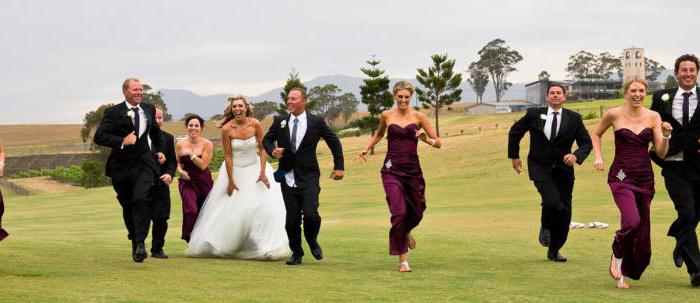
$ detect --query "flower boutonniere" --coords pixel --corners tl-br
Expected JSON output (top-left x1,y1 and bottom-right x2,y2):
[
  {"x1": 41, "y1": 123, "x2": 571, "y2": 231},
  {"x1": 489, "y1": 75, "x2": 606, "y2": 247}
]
[
  {"x1": 280, "y1": 120, "x2": 287, "y2": 129},
  {"x1": 126, "y1": 110, "x2": 135, "y2": 119},
  {"x1": 540, "y1": 114, "x2": 547, "y2": 120},
  {"x1": 661, "y1": 93, "x2": 671, "y2": 103}
]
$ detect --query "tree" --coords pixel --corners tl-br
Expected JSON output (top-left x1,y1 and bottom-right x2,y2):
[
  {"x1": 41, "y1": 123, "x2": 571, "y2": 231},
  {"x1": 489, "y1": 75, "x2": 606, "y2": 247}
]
[
  {"x1": 277, "y1": 69, "x2": 308, "y2": 116},
  {"x1": 80, "y1": 103, "x2": 114, "y2": 187},
  {"x1": 566, "y1": 50, "x2": 598, "y2": 80},
  {"x1": 141, "y1": 84, "x2": 172, "y2": 121},
  {"x1": 596, "y1": 52, "x2": 621, "y2": 80},
  {"x1": 645, "y1": 58, "x2": 666, "y2": 82},
  {"x1": 251, "y1": 100, "x2": 279, "y2": 120},
  {"x1": 664, "y1": 75, "x2": 679, "y2": 89},
  {"x1": 538, "y1": 70, "x2": 550, "y2": 80},
  {"x1": 180, "y1": 112, "x2": 198, "y2": 121},
  {"x1": 476, "y1": 38, "x2": 523, "y2": 102},
  {"x1": 338, "y1": 92, "x2": 359, "y2": 125},
  {"x1": 415, "y1": 53, "x2": 463, "y2": 137},
  {"x1": 359, "y1": 56, "x2": 394, "y2": 153},
  {"x1": 467, "y1": 62, "x2": 489, "y2": 103},
  {"x1": 308, "y1": 84, "x2": 342, "y2": 125}
]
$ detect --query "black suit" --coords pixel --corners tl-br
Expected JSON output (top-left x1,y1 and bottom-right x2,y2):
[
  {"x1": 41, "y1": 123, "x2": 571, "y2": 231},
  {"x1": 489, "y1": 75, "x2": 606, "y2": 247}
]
[
  {"x1": 650, "y1": 87, "x2": 700, "y2": 275},
  {"x1": 508, "y1": 107, "x2": 592, "y2": 253},
  {"x1": 94, "y1": 101, "x2": 161, "y2": 247},
  {"x1": 263, "y1": 113, "x2": 344, "y2": 257},
  {"x1": 150, "y1": 130, "x2": 176, "y2": 253}
]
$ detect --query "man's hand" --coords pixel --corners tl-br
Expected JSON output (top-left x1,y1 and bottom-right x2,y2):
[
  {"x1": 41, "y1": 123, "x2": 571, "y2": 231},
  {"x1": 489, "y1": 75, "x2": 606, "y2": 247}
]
[
  {"x1": 272, "y1": 147, "x2": 285, "y2": 159},
  {"x1": 123, "y1": 131, "x2": 137, "y2": 146},
  {"x1": 512, "y1": 159, "x2": 522, "y2": 175},
  {"x1": 330, "y1": 170, "x2": 344, "y2": 180},
  {"x1": 159, "y1": 173, "x2": 172, "y2": 185},
  {"x1": 156, "y1": 152, "x2": 166, "y2": 165},
  {"x1": 563, "y1": 154, "x2": 577, "y2": 166}
]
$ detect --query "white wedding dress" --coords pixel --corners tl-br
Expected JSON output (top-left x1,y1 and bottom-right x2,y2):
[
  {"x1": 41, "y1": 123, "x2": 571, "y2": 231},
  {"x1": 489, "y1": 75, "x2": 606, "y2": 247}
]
[{"x1": 185, "y1": 137, "x2": 290, "y2": 260}]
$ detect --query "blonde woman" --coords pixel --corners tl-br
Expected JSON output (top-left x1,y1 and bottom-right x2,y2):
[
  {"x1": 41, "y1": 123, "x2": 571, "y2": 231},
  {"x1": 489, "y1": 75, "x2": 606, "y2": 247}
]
[
  {"x1": 186, "y1": 96, "x2": 290, "y2": 260},
  {"x1": 357, "y1": 81, "x2": 441, "y2": 272},
  {"x1": 592, "y1": 79, "x2": 672, "y2": 288},
  {"x1": 0, "y1": 138, "x2": 7, "y2": 241}
]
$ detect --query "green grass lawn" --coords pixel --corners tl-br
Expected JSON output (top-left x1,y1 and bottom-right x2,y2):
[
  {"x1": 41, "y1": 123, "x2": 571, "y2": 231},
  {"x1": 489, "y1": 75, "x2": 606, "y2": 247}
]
[{"x1": 2, "y1": 108, "x2": 699, "y2": 302}]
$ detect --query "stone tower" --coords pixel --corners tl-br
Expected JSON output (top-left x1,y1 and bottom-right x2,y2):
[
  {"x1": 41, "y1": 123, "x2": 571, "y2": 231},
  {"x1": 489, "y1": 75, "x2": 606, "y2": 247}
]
[{"x1": 622, "y1": 48, "x2": 645, "y2": 82}]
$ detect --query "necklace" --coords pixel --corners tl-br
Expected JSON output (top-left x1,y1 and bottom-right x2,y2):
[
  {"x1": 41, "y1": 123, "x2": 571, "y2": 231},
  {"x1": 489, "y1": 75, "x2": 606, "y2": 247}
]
[{"x1": 233, "y1": 117, "x2": 248, "y2": 131}]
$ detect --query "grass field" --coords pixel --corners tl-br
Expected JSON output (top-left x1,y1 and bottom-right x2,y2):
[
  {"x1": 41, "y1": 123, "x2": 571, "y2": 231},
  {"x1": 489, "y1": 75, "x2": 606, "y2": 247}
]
[{"x1": 2, "y1": 103, "x2": 699, "y2": 302}]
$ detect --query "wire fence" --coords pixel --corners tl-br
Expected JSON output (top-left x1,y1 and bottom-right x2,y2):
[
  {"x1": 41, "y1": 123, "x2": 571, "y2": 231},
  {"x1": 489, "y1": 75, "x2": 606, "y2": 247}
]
[{"x1": 0, "y1": 179, "x2": 32, "y2": 196}]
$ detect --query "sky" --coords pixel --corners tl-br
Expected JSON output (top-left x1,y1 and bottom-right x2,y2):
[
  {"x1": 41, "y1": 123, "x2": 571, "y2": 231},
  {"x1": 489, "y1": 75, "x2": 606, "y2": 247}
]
[{"x1": 1, "y1": 0, "x2": 697, "y2": 124}]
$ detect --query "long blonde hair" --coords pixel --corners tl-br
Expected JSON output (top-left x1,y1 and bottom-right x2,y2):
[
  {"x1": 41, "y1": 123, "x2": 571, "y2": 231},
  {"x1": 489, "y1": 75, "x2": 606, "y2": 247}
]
[{"x1": 218, "y1": 95, "x2": 253, "y2": 128}]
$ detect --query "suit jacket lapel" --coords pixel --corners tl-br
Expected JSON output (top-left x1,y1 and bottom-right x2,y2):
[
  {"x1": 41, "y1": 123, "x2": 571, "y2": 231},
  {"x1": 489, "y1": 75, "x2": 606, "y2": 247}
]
[
  {"x1": 297, "y1": 113, "x2": 312, "y2": 150},
  {"x1": 690, "y1": 87, "x2": 700, "y2": 124},
  {"x1": 538, "y1": 107, "x2": 547, "y2": 132},
  {"x1": 281, "y1": 114, "x2": 291, "y2": 148},
  {"x1": 555, "y1": 109, "x2": 570, "y2": 142},
  {"x1": 665, "y1": 88, "x2": 679, "y2": 114}
]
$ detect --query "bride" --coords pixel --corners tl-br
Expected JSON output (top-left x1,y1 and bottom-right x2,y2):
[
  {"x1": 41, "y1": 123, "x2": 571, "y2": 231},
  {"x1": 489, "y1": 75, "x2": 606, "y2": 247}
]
[{"x1": 185, "y1": 95, "x2": 290, "y2": 260}]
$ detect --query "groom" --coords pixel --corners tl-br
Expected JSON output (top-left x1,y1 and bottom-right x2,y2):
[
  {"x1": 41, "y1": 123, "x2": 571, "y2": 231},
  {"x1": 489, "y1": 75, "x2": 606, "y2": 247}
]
[
  {"x1": 263, "y1": 87, "x2": 345, "y2": 265},
  {"x1": 94, "y1": 77, "x2": 163, "y2": 263}
]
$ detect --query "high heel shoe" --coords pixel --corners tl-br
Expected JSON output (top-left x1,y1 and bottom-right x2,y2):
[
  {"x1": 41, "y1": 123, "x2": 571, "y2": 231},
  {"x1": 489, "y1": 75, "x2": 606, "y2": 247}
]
[
  {"x1": 617, "y1": 275, "x2": 629, "y2": 289},
  {"x1": 399, "y1": 261, "x2": 412, "y2": 272},
  {"x1": 609, "y1": 254, "x2": 621, "y2": 280}
]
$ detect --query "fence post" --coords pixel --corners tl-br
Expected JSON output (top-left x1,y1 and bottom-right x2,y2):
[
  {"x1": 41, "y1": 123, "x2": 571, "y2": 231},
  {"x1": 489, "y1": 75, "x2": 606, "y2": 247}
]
[{"x1": 599, "y1": 105, "x2": 604, "y2": 118}]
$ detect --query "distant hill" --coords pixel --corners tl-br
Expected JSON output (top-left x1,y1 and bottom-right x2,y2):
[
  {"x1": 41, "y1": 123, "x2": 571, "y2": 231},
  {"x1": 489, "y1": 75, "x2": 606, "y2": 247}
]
[{"x1": 160, "y1": 74, "x2": 527, "y2": 120}]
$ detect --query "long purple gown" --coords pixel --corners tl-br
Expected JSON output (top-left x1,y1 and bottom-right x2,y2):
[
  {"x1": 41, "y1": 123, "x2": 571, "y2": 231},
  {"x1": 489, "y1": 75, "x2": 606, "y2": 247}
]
[
  {"x1": 381, "y1": 124, "x2": 426, "y2": 255},
  {"x1": 608, "y1": 127, "x2": 655, "y2": 280},
  {"x1": 178, "y1": 155, "x2": 213, "y2": 242}
]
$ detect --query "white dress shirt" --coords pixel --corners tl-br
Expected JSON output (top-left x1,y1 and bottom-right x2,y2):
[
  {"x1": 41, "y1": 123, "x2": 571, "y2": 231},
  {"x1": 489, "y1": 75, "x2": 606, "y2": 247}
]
[
  {"x1": 666, "y1": 86, "x2": 697, "y2": 161},
  {"x1": 285, "y1": 111, "x2": 307, "y2": 187},
  {"x1": 543, "y1": 107, "x2": 563, "y2": 140},
  {"x1": 122, "y1": 102, "x2": 152, "y2": 150}
]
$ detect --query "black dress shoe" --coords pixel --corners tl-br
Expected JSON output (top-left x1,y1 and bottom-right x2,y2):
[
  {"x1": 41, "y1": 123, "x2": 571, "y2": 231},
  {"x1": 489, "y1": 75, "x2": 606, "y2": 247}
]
[
  {"x1": 151, "y1": 251, "x2": 169, "y2": 259},
  {"x1": 547, "y1": 250, "x2": 567, "y2": 262},
  {"x1": 286, "y1": 255, "x2": 302, "y2": 265},
  {"x1": 691, "y1": 272, "x2": 700, "y2": 287},
  {"x1": 538, "y1": 227, "x2": 550, "y2": 247},
  {"x1": 673, "y1": 246, "x2": 683, "y2": 268},
  {"x1": 311, "y1": 246, "x2": 323, "y2": 260},
  {"x1": 133, "y1": 243, "x2": 147, "y2": 263}
]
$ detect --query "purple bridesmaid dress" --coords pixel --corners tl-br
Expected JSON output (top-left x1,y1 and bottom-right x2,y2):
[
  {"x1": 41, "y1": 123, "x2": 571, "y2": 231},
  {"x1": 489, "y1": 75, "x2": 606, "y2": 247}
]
[
  {"x1": 608, "y1": 127, "x2": 655, "y2": 280},
  {"x1": 0, "y1": 189, "x2": 7, "y2": 241},
  {"x1": 381, "y1": 124, "x2": 426, "y2": 255},
  {"x1": 178, "y1": 155, "x2": 213, "y2": 242}
]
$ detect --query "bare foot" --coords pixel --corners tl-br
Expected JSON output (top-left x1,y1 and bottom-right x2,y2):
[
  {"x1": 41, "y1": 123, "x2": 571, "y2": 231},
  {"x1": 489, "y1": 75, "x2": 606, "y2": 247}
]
[
  {"x1": 609, "y1": 254, "x2": 621, "y2": 280},
  {"x1": 399, "y1": 261, "x2": 412, "y2": 272},
  {"x1": 408, "y1": 233, "x2": 416, "y2": 250}
]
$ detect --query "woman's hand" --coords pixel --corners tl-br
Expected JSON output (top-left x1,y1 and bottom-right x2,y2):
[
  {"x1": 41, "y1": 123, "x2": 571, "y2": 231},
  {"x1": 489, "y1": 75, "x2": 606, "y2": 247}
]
[
  {"x1": 257, "y1": 173, "x2": 270, "y2": 189},
  {"x1": 227, "y1": 180, "x2": 239, "y2": 195},
  {"x1": 594, "y1": 157, "x2": 605, "y2": 171},
  {"x1": 179, "y1": 148, "x2": 192, "y2": 157},
  {"x1": 415, "y1": 130, "x2": 427, "y2": 142},
  {"x1": 661, "y1": 122, "x2": 673, "y2": 137},
  {"x1": 356, "y1": 149, "x2": 369, "y2": 162}
]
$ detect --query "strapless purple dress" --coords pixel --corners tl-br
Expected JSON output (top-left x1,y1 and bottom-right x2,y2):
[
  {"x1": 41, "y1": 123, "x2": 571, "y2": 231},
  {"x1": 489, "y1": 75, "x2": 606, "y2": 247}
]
[
  {"x1": 608, "y1": 128, "x2": 654, "y2": 280},
  {"x1": 178, "y1": 155, "x2": 213, "y2": 242},
  {"x1": 381, "y1": 124, "x2": 426, "y2": 255}
]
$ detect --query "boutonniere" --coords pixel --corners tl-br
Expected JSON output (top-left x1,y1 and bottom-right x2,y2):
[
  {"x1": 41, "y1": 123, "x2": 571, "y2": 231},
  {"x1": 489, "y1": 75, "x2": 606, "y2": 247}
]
[
  {"x1": 540, "y1": 114, "x2": 547, "y2": 120},
  {"x1": 126, "y1": 110, "x2": 135, "y2": 118},
  {"x1": 280, "y1": 120, "x2": 287, "y2": 129},
  {"x1": 661, "y1": 93, "x2": 670, "y2": 103}
]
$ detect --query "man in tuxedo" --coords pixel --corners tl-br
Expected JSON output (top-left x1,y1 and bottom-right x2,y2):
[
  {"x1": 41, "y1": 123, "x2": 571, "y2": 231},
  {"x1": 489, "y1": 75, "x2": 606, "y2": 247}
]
[
  {"x1": 94, "y1": 78, "x2": 163, "y2": 263},
  {"x1": 650, "y1": 54, "x2": 700, "y2": 286},
  {"x1": 508, "y1": 83, "x2": 592, "y2": 262},
  {"x1": 263, "y1": 87, "x2": 345, "y2": 265},
  {"x1": 149, "y1": 106, "x2": 176, "y2": 259}
]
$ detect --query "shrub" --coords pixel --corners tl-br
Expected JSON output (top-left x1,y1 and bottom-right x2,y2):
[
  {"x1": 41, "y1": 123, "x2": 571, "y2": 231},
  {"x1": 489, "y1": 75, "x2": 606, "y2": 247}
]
[
  {"x1": 80, "y1": 160, "x2": 111, "y2": 188},
  {"x1": 582, "y1": 112, "x2": 598, "y2": 120}
]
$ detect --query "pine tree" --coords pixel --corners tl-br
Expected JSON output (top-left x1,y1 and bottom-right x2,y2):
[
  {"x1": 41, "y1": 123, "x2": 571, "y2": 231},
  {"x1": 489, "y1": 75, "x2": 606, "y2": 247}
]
[
  {"x1": 277, "y1": 70, "x2": 308, "y2": 116},
  {"x1": 416, "y1": 54, "x2": 463, "y2": 137},
  {"x1": 359, "y1": 56, "x2": 393, "y2": 154}
]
